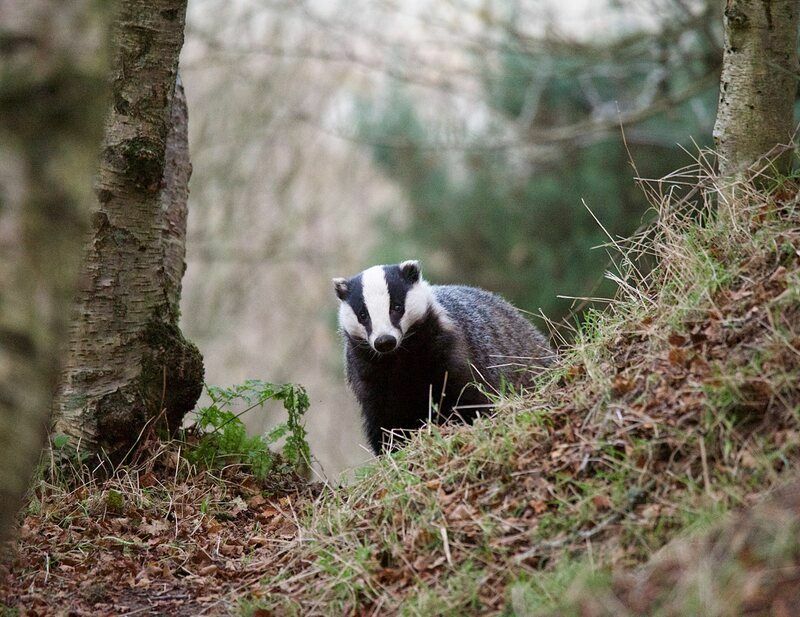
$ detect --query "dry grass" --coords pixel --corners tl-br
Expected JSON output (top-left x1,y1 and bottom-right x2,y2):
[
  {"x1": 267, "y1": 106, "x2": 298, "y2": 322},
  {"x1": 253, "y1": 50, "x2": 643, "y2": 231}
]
[
  {"x1": 549, "y1": 474, "x2": 800, "y2": 616},
  {"x1": 3, "y1": 156, "x2": 800, "y2": 616},
  {"x1": 250, "y1": 155, "x2": 800, "y2": 615}
]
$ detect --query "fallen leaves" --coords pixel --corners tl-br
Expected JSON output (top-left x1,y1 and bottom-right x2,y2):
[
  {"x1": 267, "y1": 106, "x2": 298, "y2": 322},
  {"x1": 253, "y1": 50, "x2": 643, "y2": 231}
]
[
  {"x1": 1, "y1": 461, "x2": 313, "y2": 616},
  {"x1": 592, "y1": 495, "x2": 613, "y2": 511}
]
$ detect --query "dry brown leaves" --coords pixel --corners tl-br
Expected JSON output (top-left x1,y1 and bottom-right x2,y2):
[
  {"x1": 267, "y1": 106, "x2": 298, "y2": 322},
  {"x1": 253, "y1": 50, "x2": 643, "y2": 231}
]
[
  {"x1": 558, "y1": 476, "x2": 800, "y2": 616},
  {"x1": 1, "y1": 458, "x2": 314, "y2": 616}
]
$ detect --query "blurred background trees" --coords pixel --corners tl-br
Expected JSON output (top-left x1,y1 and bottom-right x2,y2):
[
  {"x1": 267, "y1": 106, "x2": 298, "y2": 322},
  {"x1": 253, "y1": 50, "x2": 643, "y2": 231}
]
[
  {"x1": 357, "y1": 1, "x2": 721, "y2": 318},
  {"x1": 179, "y1": 0, "x2": 774, "y2": 475},
  {"x1": 0, "y1": 0, "x2": 112, "y2": 539}
]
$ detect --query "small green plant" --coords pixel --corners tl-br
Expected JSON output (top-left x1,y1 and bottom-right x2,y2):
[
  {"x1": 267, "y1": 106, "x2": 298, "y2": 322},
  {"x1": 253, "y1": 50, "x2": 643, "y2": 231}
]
[
  {"x1": 46, "y1": 432, "x2": 94, "y2": 486},
  {"x1": 105, "y1": 489, "x2": 125, "y2": 513},
  {"x1": 186, "y1": 379, "x2": 310, "y2": 478}
]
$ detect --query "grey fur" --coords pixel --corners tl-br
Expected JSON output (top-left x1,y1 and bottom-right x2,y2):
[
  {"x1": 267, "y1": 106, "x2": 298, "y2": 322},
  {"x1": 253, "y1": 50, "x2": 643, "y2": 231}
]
[{"x1": 432, "y1": 284, "x2": 554, "y2": 390}]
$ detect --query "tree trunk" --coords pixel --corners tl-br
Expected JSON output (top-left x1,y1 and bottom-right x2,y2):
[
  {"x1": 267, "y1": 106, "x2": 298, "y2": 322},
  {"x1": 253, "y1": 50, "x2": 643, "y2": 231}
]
[
  {"x1": 713, "y1": 0, "x2": 799, "y2": 177},
  {"x1": 0, "y1": 0, "x2": 112, "y2": 540},
  {"x1": 53, "y1": 0, "x2": 204, "y2": 460}
]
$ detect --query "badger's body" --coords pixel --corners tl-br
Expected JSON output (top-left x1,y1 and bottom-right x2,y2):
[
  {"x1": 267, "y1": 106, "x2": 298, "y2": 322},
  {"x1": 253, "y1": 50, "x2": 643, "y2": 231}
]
[{"x1": 333, "y1": 262, "x2": 553, "y2": 454}]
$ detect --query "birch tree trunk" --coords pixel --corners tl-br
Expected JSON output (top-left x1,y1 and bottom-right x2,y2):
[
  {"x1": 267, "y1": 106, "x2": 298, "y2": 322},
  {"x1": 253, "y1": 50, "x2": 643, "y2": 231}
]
[
  {"x1": 53, "y1": 0, "x2": 204, "y2": 460},
  {"x1": 0, "y1": 0, "x2": 111, "y2": 540},
  {"x1": 713, "y1": 0, "x2": 799, "y2": 177}
]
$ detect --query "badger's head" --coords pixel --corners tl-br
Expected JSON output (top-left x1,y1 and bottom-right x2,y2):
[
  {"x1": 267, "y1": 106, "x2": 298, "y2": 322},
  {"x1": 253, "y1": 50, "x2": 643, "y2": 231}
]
[{"x1": 332, "y1": 260, "x2": 436, "y2": 353}]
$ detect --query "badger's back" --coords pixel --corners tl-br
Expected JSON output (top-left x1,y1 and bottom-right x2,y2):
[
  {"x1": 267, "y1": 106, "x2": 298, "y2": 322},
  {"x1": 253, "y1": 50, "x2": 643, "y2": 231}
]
[{"x1": 432, "y1": 285, "x2": 553, "y2": 390}]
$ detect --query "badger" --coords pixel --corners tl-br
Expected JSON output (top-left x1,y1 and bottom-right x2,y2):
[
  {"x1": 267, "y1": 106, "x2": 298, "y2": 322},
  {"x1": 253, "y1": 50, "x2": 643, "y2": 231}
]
[{"x1": 333, "y1": 260, "x2": 554, "y2": 454}]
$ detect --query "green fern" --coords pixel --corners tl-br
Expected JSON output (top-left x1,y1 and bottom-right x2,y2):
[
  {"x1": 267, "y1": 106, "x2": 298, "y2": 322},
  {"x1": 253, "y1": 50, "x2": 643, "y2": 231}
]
[{"x1": 187, "y1": 379, "x2": 310, "y2": 478}]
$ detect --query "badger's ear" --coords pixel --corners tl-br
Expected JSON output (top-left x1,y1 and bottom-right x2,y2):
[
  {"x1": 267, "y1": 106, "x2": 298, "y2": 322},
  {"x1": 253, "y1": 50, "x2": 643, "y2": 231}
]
[
  {"x1": 332, "y1": 277, "x2": 349, "y2": 300},
  {"x1": 399, "y1": 260, "x2": 421, "y2": 283}
]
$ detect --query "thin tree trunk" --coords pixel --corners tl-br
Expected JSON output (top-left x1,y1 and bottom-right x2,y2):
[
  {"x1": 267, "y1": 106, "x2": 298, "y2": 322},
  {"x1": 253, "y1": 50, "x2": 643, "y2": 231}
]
[
  {"x1": 0, "y1": 0, "x2": 112, "y2": 540},
  {"x1": 713, "y1": 0, "x2": 799, "y2": 177},
  {"x1": 53, "y1": 0, "x2": 204, "y2": 459}
]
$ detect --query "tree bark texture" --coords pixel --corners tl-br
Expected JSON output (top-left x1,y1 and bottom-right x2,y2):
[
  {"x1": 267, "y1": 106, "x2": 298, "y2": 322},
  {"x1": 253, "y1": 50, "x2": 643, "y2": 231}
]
[
  {"x1": 713, "y1": 0, "x2": 799, "y2": 177},
  {"x1": 53, "y1": 0, "x2": 204, "y2": 459},
  {"x1": 0, "y1": 0, "x2": 112, "y2": 541}
]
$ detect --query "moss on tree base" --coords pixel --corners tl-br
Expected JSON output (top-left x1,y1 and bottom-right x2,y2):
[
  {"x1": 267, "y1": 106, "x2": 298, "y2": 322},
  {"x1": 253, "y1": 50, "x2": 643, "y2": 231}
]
[{"x1": 93, "y1": 318, "x2": 203, "y2": 460}]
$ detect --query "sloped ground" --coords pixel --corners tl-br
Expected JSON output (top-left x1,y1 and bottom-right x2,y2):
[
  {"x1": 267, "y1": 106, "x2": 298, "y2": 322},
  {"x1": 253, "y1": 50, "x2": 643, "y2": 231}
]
[
  {"x1": 255, "y1": 165, "x2": 800, "y2": 615},
  {"x1": 2, "y1": 163, "x2": 800, "y2": 616},
  {"x1": 550, "y1": 475, "x2": 800, "y2": 616}
]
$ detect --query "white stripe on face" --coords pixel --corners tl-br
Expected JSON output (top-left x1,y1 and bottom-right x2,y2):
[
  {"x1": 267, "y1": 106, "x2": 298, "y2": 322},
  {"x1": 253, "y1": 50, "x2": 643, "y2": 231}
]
[
  {"x1": 362, "y1": 265, "x2": 400, "y2": 345},
  {"x1": 400, "y1": 280, "x2": 432, "y2": 333},
  {"x1": 338, "y1": 302, "x2": 367, "y2": 340}
]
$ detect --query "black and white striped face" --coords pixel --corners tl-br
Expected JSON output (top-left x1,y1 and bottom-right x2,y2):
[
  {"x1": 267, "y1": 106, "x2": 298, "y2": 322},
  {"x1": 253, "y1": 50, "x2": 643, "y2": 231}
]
[{"x1": 333, "y1": 260, "x2": 433, "y2": 353}]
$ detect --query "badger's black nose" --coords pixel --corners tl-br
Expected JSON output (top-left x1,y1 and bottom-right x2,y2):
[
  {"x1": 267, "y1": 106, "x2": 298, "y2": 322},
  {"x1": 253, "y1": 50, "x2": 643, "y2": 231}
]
[{"x1": 374, "y1": 334, "x2": 398, "y2": 353}]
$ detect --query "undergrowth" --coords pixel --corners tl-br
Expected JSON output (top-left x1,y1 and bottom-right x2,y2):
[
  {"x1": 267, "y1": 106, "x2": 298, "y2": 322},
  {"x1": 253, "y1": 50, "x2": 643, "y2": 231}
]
[
  {"x1": 185, "y1": 380, "x2": 311, "y2": 479},
  {"x1": 250, "y1": 154, "x2": 800, "y2": 615},
  {"x1": 48, "y1": 379, "x2": 311, "y2": 485},
  {"x1": 3, "y1": 380, "x2": 314, "y2": 614}
]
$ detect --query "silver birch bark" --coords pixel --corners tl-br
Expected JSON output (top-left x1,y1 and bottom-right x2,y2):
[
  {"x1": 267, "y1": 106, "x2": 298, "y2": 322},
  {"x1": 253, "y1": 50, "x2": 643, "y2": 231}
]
[
  {"x1": 713, "y1": 0, "x2": 799, "y2": 177},
  {"x1": 53, "y1": 0, "x2": 204, "y2": 459},
  {"x1": 0, "y1": 0, "x2": 111, "y2": 540}
]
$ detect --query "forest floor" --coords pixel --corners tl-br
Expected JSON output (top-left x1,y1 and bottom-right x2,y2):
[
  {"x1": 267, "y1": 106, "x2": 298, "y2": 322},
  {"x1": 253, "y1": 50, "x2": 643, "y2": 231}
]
[
  {"x1": 1, "y1": 453, "x2": 312, "y2": 616},
  {"x1": 3, "y1": 164, "x2": 800, "y2": 615}
]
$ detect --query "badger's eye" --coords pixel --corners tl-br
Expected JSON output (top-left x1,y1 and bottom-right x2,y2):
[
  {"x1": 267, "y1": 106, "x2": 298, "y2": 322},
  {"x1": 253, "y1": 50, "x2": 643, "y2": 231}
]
[
  {"x1": 391, "y1": 303, "x2": 403, "y2": 313},
  {"x1": 358, "y1": 307, "x2": 368, "y2": 321}
]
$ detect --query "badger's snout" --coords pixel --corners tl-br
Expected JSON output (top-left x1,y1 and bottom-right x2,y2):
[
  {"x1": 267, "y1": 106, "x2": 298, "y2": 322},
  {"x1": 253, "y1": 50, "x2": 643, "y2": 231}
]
[{"x1": 373, "y1": 334, "x2": 398, "y2": 353}]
